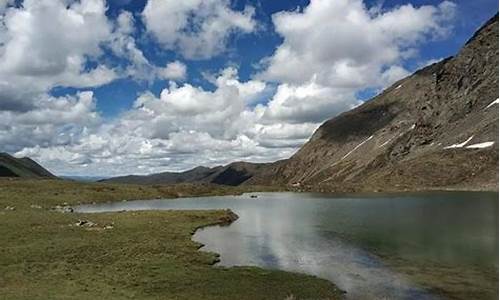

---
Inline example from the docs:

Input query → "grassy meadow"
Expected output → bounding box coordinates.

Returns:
[0,179,342,300]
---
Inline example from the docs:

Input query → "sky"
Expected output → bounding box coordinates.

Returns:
[0,0,497,176]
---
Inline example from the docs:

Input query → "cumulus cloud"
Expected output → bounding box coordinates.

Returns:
[13,68,313,176]
[3,0,458,176]
[142,0,257,59]
[0,0,117,111]
[108,11,190,82]
[109,10,151,78]
[1,91,100,153]
[257,79,361,124]
[158,61,187,81]
[260,0,456,89]
[0,1,186,110]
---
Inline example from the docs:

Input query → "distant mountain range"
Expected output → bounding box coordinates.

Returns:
[61,176,108,182]
[100,162,272,186]
[5,14,498,192]
[103,14,499,192]
[0,153,55,178]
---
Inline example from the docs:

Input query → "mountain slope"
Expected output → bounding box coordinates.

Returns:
[249,14,499,191]
[103,14,498,191]
[0,153,56,178]
[101,162,273,186]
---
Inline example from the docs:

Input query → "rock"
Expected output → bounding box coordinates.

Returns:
[75,220,96,227]
[4,206,15,211]
[30,204,42,209]
[53,205,74,213]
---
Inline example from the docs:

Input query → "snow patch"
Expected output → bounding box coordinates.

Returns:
[378,139,393,148]
[443,136,474,149]
[465,141,495,149]
[377,124,415,148]
[485,98,499,109]
[342,135,374,160]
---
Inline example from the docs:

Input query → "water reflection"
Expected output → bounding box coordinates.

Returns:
[76,192,498,299]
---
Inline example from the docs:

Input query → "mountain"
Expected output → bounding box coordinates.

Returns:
[249,14,499,192]
[0,153,56,178]
[62,176,108,182]
[101,162,272,186]
[103,14,499,192]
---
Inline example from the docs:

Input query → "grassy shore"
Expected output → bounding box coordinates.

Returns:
[0,179,342,300]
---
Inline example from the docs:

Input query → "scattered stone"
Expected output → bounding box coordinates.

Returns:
[4,206,15,211]
[55,205,74,213]
[75,220,96,227]
[30,204,42,209]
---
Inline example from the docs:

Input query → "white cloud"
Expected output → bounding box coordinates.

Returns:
[1,0,112,77]
[12,68,311,176]
[108,11,189,82]
[129,67,267,139]
[158,61,187,81]
[0,0,117,111]
[257,79,361,124]
[3,1,459,176]
[1,91,100,153]
[260,0,456,90]
[142,0,257,59]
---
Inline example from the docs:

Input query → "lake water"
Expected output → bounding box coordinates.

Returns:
[75,192,498,300]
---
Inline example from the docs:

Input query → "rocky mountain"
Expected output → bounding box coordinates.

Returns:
[249,14,499,192]
[0,153,56,178]
[104,14,498,192]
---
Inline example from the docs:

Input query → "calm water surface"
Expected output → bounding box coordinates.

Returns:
[76,192,498,300]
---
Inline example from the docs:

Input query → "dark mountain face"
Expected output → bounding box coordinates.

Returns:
[0,153,56,178]
[103,14,498,192]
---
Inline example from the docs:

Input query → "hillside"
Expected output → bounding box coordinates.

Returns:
[0,153,56,178]
[101,162,272,186]
[249,14,499,191]
[104,14,498,192]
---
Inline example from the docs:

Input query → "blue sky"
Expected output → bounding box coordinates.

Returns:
[51,0,498,118]
[0,0,497,176]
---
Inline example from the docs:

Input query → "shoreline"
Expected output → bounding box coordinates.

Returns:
[0,179,343,299]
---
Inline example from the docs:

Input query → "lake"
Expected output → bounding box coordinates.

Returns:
[75,191,498,300]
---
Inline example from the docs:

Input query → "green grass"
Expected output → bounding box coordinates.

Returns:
[0,179,342,300]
